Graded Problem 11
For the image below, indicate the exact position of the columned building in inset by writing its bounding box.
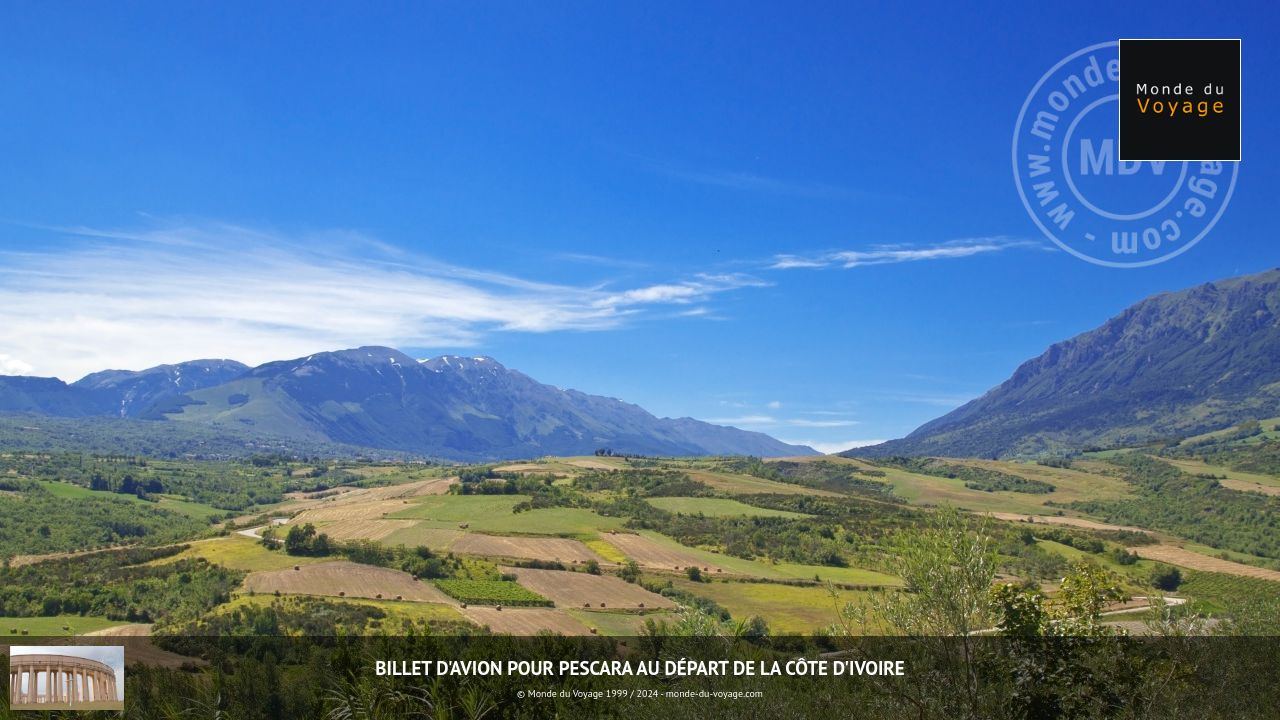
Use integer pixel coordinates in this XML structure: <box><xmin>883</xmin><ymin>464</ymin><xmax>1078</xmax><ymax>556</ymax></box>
<box><xmin>8</xmin><ymin>653</ymin><xmax>120</xmax><ymax>707</ymax></box>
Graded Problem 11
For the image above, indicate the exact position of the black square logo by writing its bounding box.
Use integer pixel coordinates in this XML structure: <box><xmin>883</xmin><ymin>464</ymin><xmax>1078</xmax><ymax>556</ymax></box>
<box><xmin>1119</xmin><ymin>39</ymin><xmax>1240</xmax><ymax>161</ymax></box>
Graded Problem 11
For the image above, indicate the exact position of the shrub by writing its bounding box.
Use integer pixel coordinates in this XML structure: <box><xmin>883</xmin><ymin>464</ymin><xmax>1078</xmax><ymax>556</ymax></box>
<box><xmin>1150</xmin><ymin>564</ymin><xmax>1183</xmax><ymax>591</ymax></box>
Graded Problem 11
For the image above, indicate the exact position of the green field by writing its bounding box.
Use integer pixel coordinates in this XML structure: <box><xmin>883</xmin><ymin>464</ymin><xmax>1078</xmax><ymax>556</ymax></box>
<box><xmin>156</xmin><ymin>535</ymin><xmax>329</xmax><ymax>572</ymax></box>
<box><xmin>153</xmin><ymin>494</ymin><xmax>230</xmax><ymax>520</ymax></box>
<box><xmin>630</xmin><ymin>530</ymin><xmax>900</xmax><ymax>586</ymax></box>
<box><xmin>844</xmin><ymin>459</ymin><xmax>1131</xmax><ymax>516</ymax></box>
<box><xmin>1034</xmin><ymin>540</ymin><xmax>1158</xmax><ymax>588</ymax></box>
<box><xmin>1180</xmin><ymin>571</ymin><xmax>1280</xmax><ymax>613</ymax></box>
<box><xmin>1178</xmin><ymin>541</ymin><xmax>1278</xmax><ymax>570</ymax></box>
<box><xmin>1178</xmin><ymin>416</ymin><xmax>1280</xmax><ymax>446</ymax></box>
<box><xmin>670</xmin><ymin>578</ymin><xmax>869</xmax><ymax>634</ymax></box>
<box><xmin>584</xmin><ymin>537</ymin><xmax>627</xmax><ymax>563</ymax></box>
<box><xmin>434</xmin><ymin>579</ymin><xmax>554</xmax><ymax>607</ymax></box>
<box><xmin>565</xmin><ymin>609</ymin><xmax>678</xmax><ymax>636</ymax></box>
<box><xmin>38</xmin><ymin>479</ymin><xmax>224</xmax><ymax>520</ymax></box>
<box><xmin>381</xmin><ymin>525</ymin><xmax>463</xmax><ymax>550</ymax></box>
<box><xmin>0</xmin><ymin>615</ymin><xmax>128</xmax><ymax>636</ymax></box>
<box><xmin>646</xmin><ymin>496</ymin><xmax>810</xmax><ymax>518</ymax></box>
<box><xmin>387</xmin><ymin>494</ymin><xmax>625</xmax><ymax>536</ymax></box>
<box><xmin>1163</xmin><ymin>457</ymin><xmax>1280</xmax><ymax>491</ymax></box>
<box><xmin>686</xmin><ymin>469</ymin><xmax>839</xmax><ymax>496</ymax></box>
<box><xmin>220</xmin><ymin>594</ymin><xmax>469</xmax><ymax>625</ymax></box>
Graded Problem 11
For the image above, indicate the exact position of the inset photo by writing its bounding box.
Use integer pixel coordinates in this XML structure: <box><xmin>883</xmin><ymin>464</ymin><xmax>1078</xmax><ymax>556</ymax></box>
<box><xmin>7</xmin><ymin>646</ymin><xmax>123</xmax><ymax>711</ymax></box>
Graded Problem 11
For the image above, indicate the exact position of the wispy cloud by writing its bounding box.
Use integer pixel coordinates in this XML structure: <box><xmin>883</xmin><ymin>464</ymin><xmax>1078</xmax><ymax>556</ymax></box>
<box><xmin>675</xmin><ymin>307</ymin><xmax>716</xmax><ymax>318</ymax></box>
<box><xmin>0</xmin><ymin>222</ymin><xmax>764</xmax><ymax>381</ymax></box>
<box><xmin>0</xmin><ymin>354</ymin><xmax>33</xmax><ymax>374</ymax></box>
<box><xmin>595</xmin><ymin>274</ymin><xmax>765</xmax><ymax>308</ymax></box>
<box><xmin>554</xmin><ymin>252</ymin><xmax>651</xmax><ymax>270</ymax></box>
<box><xmin>770</xmin><ymin>237</ymin><xmax>1042</xmax><ymax>270</ymax></box>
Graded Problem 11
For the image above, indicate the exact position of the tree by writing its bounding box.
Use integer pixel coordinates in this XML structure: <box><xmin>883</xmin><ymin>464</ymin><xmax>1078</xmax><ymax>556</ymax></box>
<box><xmin>1149</xmin><ymin>564</ymin><xmax>1183</xmax><ymax>591</ymax></box>
<box><xmin>991</xmin><ymin>583</ymin><xmax>1049</xmax><ymax>638</ymax></box>
<box><xmin>860</xmin><ymin>507</ymin><xmax>996</xmax><ymax>637</ymax></box>
<box><xmin>284</xmin><ymin>525</ymin><xmax>309</xmax><ymax>555</ymax></box>
<box><xmin>619</xmin><ymin>559</ymin><xmax>641</xmax><ymax>584</ymax></box>
<box><xmin>832</xmin><ymin>508</ymin><xmax>997</xmax><ymax>718</ymax></box>
<box><xmin>1059</xmin><ymin>563</ymin><xmax>1124</xmax><ymax>619</ymax></box>
<box><xmin>990</xmin><ymin>563</ymin><xmax>1131</xmax><ymax>718</ymax></box>
<box><xmin>312</xmin><ymin>532</ymin><xmax>331</xmax><ymax>557</ymax></box>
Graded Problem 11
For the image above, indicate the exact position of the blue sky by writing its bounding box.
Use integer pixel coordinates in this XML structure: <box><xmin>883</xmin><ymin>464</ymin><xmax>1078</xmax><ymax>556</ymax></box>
<box><xmin>1</xmin><ymin>2</ymin><xmax>1276</xmax><ymax>452</ymax></box>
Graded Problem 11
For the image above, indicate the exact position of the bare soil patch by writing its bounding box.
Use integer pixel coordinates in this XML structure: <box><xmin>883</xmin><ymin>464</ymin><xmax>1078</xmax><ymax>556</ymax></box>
<box><xmin>291</xmin><ymin>499</ymin><xmax>412</xmax><ymax>524</ymax></box>
<box><xmin>986</xmin><ymin>512</ymin><xmax>1148</xmax><ymax>534</ymax></box>
<box><xmin>452</xmin><ymin>534</ymin><xmax>604</xmax><ymax>563</ymax></box>
<box><xmin>458</xmin><ymin>607</ymin><xmax>592</xmax><ymax>635</ymax></box>
<box><xmin>287</xmin><ymin>478</ymin><xmax>458</xmax><ymax>526</ymax></box>
<box><xmin>1219</xmin><ymin>479</ymin><xmax>1280</xmax><ymax>497</ymax></box>
<box><xmin>313</xmin><ymin>518</ymin><xmax>417</xmax><ymax>542</ymax></box>
<box><xmin>503</xmin><ymin>567</ymin><xmax>675</xmax><ymax>610</ymax></box>
<box><xmin>243</xmin><ymin>560</ymin><xmax>456</xmax><ymax>602</ymax></box>
<box><xmin>1128</xmin><ymin>545</ymin><xmax>1280</xmax><ymax>582</ymax></box>
<box><xmin>565</xmin><ymin>459</ymin><xmax>622</xmax><ymax>471</ymax></box>
<box><xmin>603</xmin><ymin>533</ymin><xmax>726</xmax><ymax>573</ymax></box>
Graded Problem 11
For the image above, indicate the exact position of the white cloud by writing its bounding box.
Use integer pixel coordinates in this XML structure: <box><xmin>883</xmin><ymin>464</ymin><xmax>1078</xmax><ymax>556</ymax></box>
<box><xmin>596</xmin><ymin>274</ymin><xmax>767</xmax><ymax>308</ymax></box>
<box><xmin>769</xmin><ymin>237</ymin><xmax>1041</xmax><ymax>270</ymax></box>
<box><xmin>554</xmin><ymin>252</ymin><xmax>650</xmax><ymax>269</ymax></box>
<box><xmin>675</xmin><ymin>307</ymin><xmax>713</xmax><ymax>318</ymax></box>
<box><xmin>766</xmin><ymin>400</ymin><xmax>782</xmax><ymax>409</ymax></box>
<box><xmin>0</xmin><ymin>354</ymin><xmax>33</xmax><ymax>374</ymax></box>
<box><xmin>768</xmin><ymin>256</ymin><xmax>830</xmax><ymax>270</ymax></box>
<box><xmin>0</xmin><ymin>223</ymin><xmax>765</xmax><ymax>381</ymax></box>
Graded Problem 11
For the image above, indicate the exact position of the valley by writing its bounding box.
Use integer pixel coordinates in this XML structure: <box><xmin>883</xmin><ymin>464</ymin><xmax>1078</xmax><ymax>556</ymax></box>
<box><xmin>3</xmin><ymin>440</ymin><xmax>1276</xmax><ymax>641</ymax></box>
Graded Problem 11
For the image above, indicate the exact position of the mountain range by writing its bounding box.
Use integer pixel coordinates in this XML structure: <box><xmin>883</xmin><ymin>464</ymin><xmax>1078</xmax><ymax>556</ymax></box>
<box><xmin>8</xmin><ymin>268</ymin><xmax>1278</xmax><ymax>462</ymax></box>
<box><xmin>0</xmin><ymin>348</ymin><xmax>813</xmax><ymax>460</ymax></box>
<box><xmin>852</xmin><ymin>268</ymin><xmax>1280</xmax><ymax>458</ymax></box>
